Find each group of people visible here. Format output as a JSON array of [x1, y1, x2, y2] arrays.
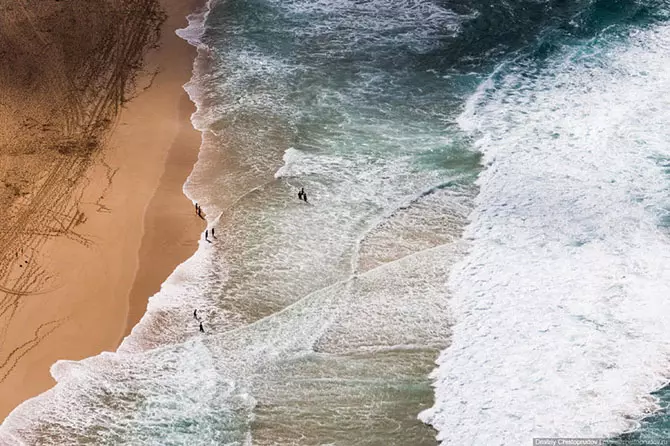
[[196, 203, 216, 242], [191, 187, 311, 334]]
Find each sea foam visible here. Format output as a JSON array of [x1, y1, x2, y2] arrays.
[[421, 24, 670, 444]]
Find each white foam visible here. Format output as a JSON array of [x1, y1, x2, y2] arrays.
[[175, 0, 213, 47], [1, 339, 256, 445], [177, 0, 217, 135], [274, 147, 303, 178], [263, 0, 470, 53], [421, 24, 670, 444]]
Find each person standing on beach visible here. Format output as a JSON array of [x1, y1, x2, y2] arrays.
[[205, 229, 209, 242], [199, 321, 205, 333], [211, 227, 215, 239], [302, 190, 308, 203], [194, 309, 198, 320], [298, 188, 304, 200], [195, 202, 199, 214]]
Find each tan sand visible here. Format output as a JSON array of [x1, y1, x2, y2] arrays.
[[0, 0, 204, 421]]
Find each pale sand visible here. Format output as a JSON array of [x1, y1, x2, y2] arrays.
[[0, 0, 204, 421]]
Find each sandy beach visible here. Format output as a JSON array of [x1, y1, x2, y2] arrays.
[[0, 0, 203, 422]]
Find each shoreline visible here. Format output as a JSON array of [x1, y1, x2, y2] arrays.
[[0, 0, 204, 422], [124, 2, 205, 337]]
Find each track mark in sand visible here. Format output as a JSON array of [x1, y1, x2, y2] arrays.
[[0, 0, 167, 392], [15, 0, 48, 46], [0, 284, 55, 297], [83, 157, 119, 214], [0, 319, 67, 384]]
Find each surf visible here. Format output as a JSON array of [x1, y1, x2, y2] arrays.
[[421, 18, 670, 444]]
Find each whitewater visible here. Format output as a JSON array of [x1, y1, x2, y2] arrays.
[[422, 21, 670, 444]]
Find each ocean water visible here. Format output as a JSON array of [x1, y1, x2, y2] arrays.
[[3, 0, 670, 444]]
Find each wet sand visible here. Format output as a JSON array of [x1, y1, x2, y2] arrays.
[[0, 0, 203, 421]]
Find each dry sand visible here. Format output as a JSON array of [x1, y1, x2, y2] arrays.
[[0, 0, 203, 421]]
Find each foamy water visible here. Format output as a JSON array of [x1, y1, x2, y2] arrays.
[[421, 23, 670, 444], [0, 0, 474, 443]]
